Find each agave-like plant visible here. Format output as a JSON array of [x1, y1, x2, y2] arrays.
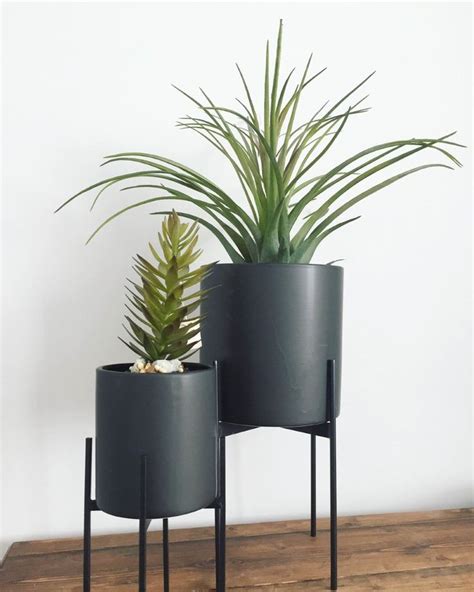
[[122, 211, 212, 362], [57, 21, 463, 263]]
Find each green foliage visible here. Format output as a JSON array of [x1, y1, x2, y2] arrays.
[[121, 212, 212, 361], [58, 21, 463, 263]]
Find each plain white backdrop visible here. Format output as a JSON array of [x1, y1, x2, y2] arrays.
[[1, 1, 472, 559]]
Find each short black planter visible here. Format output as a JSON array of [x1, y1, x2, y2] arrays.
[[200, 264, 343, 426], [95, 362, 217, 519]]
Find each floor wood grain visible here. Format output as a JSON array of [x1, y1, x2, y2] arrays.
[[1, 509, 472, 591]]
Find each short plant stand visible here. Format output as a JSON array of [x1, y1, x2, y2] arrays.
[[82, 359, 338, 591], [82, 437, 226, 592]]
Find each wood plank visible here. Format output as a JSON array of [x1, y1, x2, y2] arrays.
[[1, 509, 472, 591], [7, 508, 472, 557], [231, 565, 474, 590]]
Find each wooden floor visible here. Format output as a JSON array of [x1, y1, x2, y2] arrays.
[[1, 509, 472, 591]]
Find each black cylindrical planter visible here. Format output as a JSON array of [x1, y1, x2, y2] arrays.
[[200, 264, 343, 427], [95, 362, 217, 519]]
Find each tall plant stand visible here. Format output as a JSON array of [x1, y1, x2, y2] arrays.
[[82, 437, 226, 592], [216, 359, 338, 591]]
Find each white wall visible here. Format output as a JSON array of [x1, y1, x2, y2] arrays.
[[1, 1, 472, 559]]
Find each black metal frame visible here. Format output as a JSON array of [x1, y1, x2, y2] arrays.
[[216, 359, 338, 591], [82, 437, 226, 592], [83, 359, 337, 591]]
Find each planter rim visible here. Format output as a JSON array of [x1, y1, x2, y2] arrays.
[[97, 362, 214, 376], [211, 262, 343, 270]]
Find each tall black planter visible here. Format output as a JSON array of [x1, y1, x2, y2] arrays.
[[200, 264, 343, 427], [95, 362, 217, 519]]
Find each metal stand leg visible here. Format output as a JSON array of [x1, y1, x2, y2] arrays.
[[163, 518, 170, 592], [327, 360, 338, 591], [139, 455, 149, 592], [83, 438, 92, 592], [310, 433, 316, 537], [215, 435, 226, 592], [214, 504, 221, 592]]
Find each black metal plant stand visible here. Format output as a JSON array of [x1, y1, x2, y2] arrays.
[[82, 436, 226, 592], [216, 359, 338, 591], [83, 359, 337, 591]]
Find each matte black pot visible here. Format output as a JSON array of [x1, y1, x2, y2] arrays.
[[95, 363, 217, 519], [200, 264, 343, 427]]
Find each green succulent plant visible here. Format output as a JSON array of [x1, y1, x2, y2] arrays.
[[58, 21, 463, 264], [122, 211, 212, 361]]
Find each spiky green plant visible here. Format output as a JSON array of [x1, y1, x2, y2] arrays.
[[57, 21, 463, 263], [122, 211, 212, 361]]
